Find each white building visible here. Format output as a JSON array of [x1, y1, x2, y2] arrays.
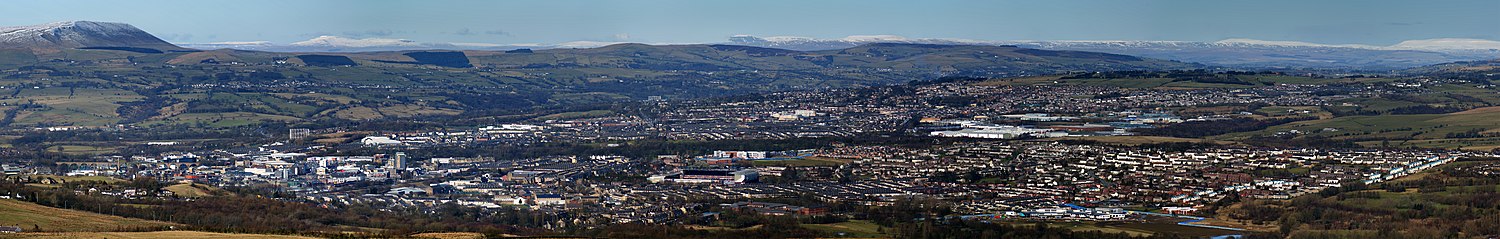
[[361, 136, 402, 146]]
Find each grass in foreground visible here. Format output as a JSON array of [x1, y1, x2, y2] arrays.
[[410, 232, 487, 239], [2, 231, 317, 239], [0, 199, 178, 232], [799, 220, 891, 238]]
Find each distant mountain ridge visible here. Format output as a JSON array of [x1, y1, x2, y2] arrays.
[[184, 36, 531, 52], [0, 21, 182, 50], [184, 34, 1498, 70], [726, 35, 1500, 70], [0, 41, 1201, 128], [7, 20, 1490, 71]]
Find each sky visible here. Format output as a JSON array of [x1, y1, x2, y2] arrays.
[[2, 0, 1496, 45]]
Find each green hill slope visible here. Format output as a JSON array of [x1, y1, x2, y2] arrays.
[[0, 199, 178, 232], [0, 43, 1197, 129]]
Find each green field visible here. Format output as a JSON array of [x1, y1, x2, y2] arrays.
[[534, 110, 616, 121], [1269, 159, 1500, 238], [0, 87, 144, 127], [799, 220, 890, 238], [1217, 107, 1500, 150], [992, 221, 1234, 238], [43, 145, 120, 155], [163, 183, 230, 198]]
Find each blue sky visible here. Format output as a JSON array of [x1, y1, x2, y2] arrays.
[[3, 0, 1496, 45]]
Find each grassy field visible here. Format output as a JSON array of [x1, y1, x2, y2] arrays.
[[1268, 159, 1500, 238], [1108, 222, 1240, 238], [534, 110, 615, 121], [163, 183, 230, 198], [410, 232, 487, 239], [1328, 161, 1500, 214], [1254, 106, 1333, 119], [1217, 106, 1500, 150], [1062, 223, 1154, 237], [1, 231, 318, 239], [43, 145, 120, 155], [0, 87, 144, 127], [992, 221, 1230, 238], [0, 199, 177, 232], [799, 220, 890, 238]]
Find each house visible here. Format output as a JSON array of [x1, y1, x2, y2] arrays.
[[387, 187, 429, 196], [534, 194, 566, 205], [1, 164, 23, 176], [494, 195, 527, 205], [360, 136, 402, 146]]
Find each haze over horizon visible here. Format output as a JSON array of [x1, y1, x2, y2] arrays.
[[3, 0, 1496, 47]]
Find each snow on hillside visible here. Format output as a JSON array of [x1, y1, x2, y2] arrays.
[[290, 36, 426, 48], [1389, 38, 1500, 51], [0, 20, 177, 49]]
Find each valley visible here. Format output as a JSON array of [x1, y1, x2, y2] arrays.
[[0, 5, 1496, 238]]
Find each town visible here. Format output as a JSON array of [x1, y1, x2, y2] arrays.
[[4, 73, 1495, 236]]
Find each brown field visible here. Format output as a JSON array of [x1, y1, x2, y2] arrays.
[[2, 231, 318, 239], [0, 199, 178, 232], [1449, 106, 1500, 115], [310, 131, 372, 144], [411, 232, 487, 239], [163, 183, 230, 198], [1110, 222, 1239, 238]]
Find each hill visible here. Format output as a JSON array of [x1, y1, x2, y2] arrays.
[[1217, 106, 1500, 151], [0, 199, 177, 232], [0, 37, 1197, 129], [1402, 59, 1500, 84], [162, 183, 230, 198], [725, 35, 1500, 70], [0, 21, 183, 51], [1249, 159, 1500, 238], [7, 231, 318, 239]]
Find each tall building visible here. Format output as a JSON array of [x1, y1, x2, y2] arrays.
[[390, 152, 407, 169], [289, 128, 311, 140]]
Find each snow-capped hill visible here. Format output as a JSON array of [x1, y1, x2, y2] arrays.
[[176, 41, 278, 51], [290, 36, 426, 48], [729, 34, 986, 51], [1210, 38, 1500, 52], [1001, 40, 1205, 49], [841, 35, 911, 42], [1211, 38, 1379, 49], [553, 41, 629, 49], [722, 34, 1500, 69], [0, 20, 179, 49], [1389, 38, 1500, 51]]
